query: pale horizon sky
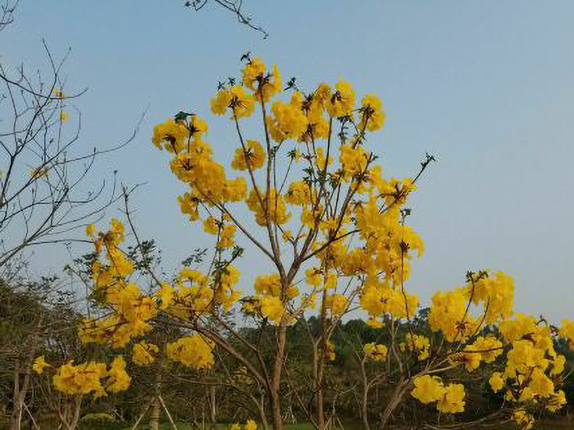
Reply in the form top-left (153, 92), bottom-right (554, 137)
top-left (2, 1), bottom-right (573, 322)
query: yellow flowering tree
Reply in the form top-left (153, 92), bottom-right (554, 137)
top-left (46, 56), bottom-right (574, 430)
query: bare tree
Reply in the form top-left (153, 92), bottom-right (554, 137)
top-left (0, 0), bottom-right (18, 33)
top-left (184, 0), bottom-right (268, 38)
top-left (0, 3), bottom-right (142, 269)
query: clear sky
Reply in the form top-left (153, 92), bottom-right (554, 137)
top-left (2, 1), bottom-right (573, 321)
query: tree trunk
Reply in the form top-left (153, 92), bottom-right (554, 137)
top-left (150, 372), bottom-right (162, 430)
top-left (149, 396), bottom-right (161, 430)
top-left (209, 386), bottom-right (217, 429)
top-left (359, 358), bottom-right (371, 430)
top-left (10, 360), bottom-right (31, 430)
top-left (379, 382), bottom-right (408, 430)
top-left (270, 321), bottom-right (287, 430)
top-left (258, 393), bottom-right (270, 430)
top-left (315, 281), bottom-right (329, 430)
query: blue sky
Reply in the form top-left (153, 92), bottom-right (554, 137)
top-left (2, 1), bottom-right (573, 321)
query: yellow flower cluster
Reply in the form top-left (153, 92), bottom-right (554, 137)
top-left (450, 335), bottom-right (504, 372)
top-left (476, 314), bottom-right (569, 421)
top-left (364, 343), bottom-right (388, 362)
top-left (268, 95), bottom-right (308, 142)
top-left (429, 271), bottom-right (513, 343)
top-left (559, 319), bottom-right (574, 349)
top-left (399, 333), bottom-right (430, 360)
top-left (467, 271), bottom-right (514, 324)
top-left (149, 59), bottom-right (415, 335)
top-left (230, 419), bottom-right (258, 430)
top-left (152, 116), bottom-right (207, 153)
top-left (166, 334), bottom-right (214, 369)
top-left (325, 293), bottom-right (348, 316)
top-left (106, 356), bottom-right (131, 393)
top-left (170, 266), bottom-right (241, 316)
top-left (325, 341), bottom-right (336, 361)
top-left (259, 296), bottom-right (285, 323)
top-left (411, 375), bottom-right (465, 414)
top-left (212, 86), bottom-right (255, 119)
top-left (242, 57), bottom-right (282, 102)
top-left (358, 95), bottom-right (386, 132)
top-left (325, 80), bottom-right (355, 118)
top-left (513, 409), bottom-right (535, 430)
top-left (339, 145), bottom-right (368, 179)
top-left (43, 356), bottom-right (130, 397)
top-left (360, 278), bottom-right (419, 320)
top-left (203, 215), bottom-right (237, 249)
top-left (80, 220), bottom-right (157, 348)
top-left (242, 274), bottom-right (299, 324)
top-left (285, 181), bottom-right (314, 206)
top-left (246, 188), bottom-right (291, 226)
top-left (429, 288), bottom-right (475, 342)
top-left (231, 140), bottom-right (266, 171)
top-left (132, 341), bottom-right (159, 366)
top-left (53, 361), bottom-right (107, 396)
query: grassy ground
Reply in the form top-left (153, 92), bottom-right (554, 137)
top-left (94, 418), bottom-right (573, 430)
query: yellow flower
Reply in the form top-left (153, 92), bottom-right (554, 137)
top-left (325, 80), bottom-right (355, 118)
top-left (211, 86), bottom-right (255, 119)
top-left (245, 420), bottom-right (257, 430)
top-left (285, 181), bottom-right (313, 206)
top-left (267, 100), bottom-right (307, 142)
top-left (242, 58), bottom-right (281, 102)
top-left (513, 409), bottom-right (534, 430)
top-left (216, 223), bottom-right (236, 248)
top-left (546, 390), bottom-right (567, 412)
top-left (53, 361), bottom-right (107, 396)
top-left (106, 356), bottom-right (131, 393)
top-left (467, 271), bottom-right (514, 324)
top-left (400, 333), bottom-right (430, 360)
top-left (32, 356), bottom-right (50, 374)
top-left (529, 368), bottom-right (554, 397)
top-left (152, 118), bottom-right (191, 153)
top-left (167, 335), bottom-right (214, 369)
top-left (366, 317), bottom-right (384, 328)
top-left (437, 383), bottom-right (465, 414)
top-left (260, 296), bottom-right (284, 323)
top-left (86, 223), bottom-right (97, 237)
top-left (246, 188), bottom-right (291, 226)
top-left (411, 375), bottom-right (445, 404)
top-left (282, 230), bottom-right (293, 242)
top-left (340, 145), bottom-right (368, 179)
top-left (364, 343), bottom-right (388, 362)
top-left (560, 319), bottom-right (574, 349)
top-left (358, 94), bottom-right (385, 132)
top-left (232, 140), bottom-right (266, 171)
top-left (132, 341), bottom-right (159, 366)
top-left (203, 216), bottom-right (219, 235)
top-left (489, 372), bottom-right (504, 393)
top-left (156, 283), bottom-right (174, 310)
top-left (327, 294), bottom-right (348, 316)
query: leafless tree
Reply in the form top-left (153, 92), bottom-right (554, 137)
top-left (0, 3), bottom-right (142, 269)
top-left (184, 0), bottom-right (268, 38)
top-left (0, 0), bottom-right (18, 33)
